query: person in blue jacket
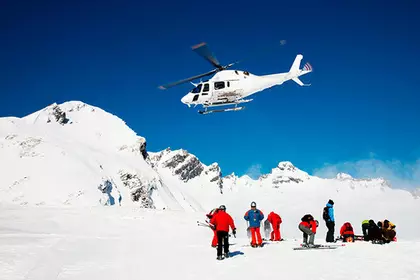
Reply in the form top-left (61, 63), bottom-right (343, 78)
top-left (244, 201), bottom-right (264, 247)
top-left (323, 199), bottom-right (335, 242)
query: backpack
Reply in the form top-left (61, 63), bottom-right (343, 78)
top-left (322, 206), bottom-right (330, 221)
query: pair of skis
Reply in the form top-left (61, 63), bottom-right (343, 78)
top-left (293, 243), bottom-right (345, 250)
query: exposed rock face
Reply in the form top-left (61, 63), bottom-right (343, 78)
top-left (98, 178), bottom-right (121, 206)
top-left (150, 149), bottom-right (204, 182)
top-left (119, 137), bottom-right (148, 160)
top-left (203, 163), bottom-right (223, 193)
top-left (46, 104), bottom-right (70, 125)
top-left (3, 134), bottom-right (43, 158)
top-left (149, 148), bottom-right (223, 191)
top-left (119, 171), bottom-right (155, 208)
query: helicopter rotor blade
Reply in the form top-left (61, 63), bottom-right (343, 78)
top-left (158, 69), bottom-right (217, 90)
top-left (224, 61), bottom-right (239, 69)
top-left (192, 42), bottom-right (223, 70)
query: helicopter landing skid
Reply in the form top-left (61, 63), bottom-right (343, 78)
top-left (198, 106), bottom-right (245, 115)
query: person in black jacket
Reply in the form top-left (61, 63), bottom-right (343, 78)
top-left (323, 199), bottom-right (335, 243)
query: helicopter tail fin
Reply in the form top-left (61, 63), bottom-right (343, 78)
top-left (290, 55), bottom-right (312, 86)
top-left (289, 54), bottom-right (303, 74)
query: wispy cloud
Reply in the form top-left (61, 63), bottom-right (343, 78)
top-left (245, 164), bottom-right (263, 179)
top-left (313, 157), bottom-right (420, 189)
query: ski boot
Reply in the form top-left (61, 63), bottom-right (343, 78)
top-left (216, 255), bottom-right (224, 260)
top-left (301, 242), bottom-right (309, 248)
top-left (224, 252), bottom-right (230, 258)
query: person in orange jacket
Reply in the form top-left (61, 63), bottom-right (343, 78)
top-left (206, 208), bottom-right (219, 247)
top-left (210, 205), bottom-right (236, 260)
top-left (340, 222), bottom-right (355, 242)
top-left (299, 214), bottom-right (318, 247)
top-left (267, 211), bottom-right (282, 241)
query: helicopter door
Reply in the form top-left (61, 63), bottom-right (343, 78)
top-left (202, 83), bottom-right (210, 95)
top-left (200, 83), bottom-right (211, 102)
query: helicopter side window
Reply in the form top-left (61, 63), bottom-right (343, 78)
top-left (202, 83), bottom-right (209, 95)
top-left (191, 84), bottom-right (202, 93)
top-left (227, 81), bottom-right (230, 87)
top-left (214, 81), bottom-right (225, 90)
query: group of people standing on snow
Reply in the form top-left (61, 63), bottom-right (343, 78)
top-left (207, 201), bottom-right (280, 259)
top-left (206, 199), bottom-right (397, 259)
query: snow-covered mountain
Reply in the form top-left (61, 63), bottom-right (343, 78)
top-left (1, 101), bottom-right (420, 239)
top-left (0, 101), bottom-right (204, 211)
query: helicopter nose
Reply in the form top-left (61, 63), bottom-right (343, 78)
top-left (181, 94), bottom-right (190, 105)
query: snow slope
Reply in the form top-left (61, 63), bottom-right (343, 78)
top-left (1, 206), bottom-right (420, 280)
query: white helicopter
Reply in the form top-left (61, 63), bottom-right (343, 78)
top-left (159, 42), bottom-right (313, 114)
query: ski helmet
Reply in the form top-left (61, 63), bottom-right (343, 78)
top-left (250, 201), bottom-right (256, 208)
top-left (219, 205), bottom-right (226, 211)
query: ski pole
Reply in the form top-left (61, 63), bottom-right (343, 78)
top-left (197, 221), bottom-right (210, 228)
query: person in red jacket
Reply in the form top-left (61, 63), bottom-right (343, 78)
top-left (299, 214), bottom-right (318, 247)
top-left (206, 208), bottom-right (219, 247)
top-left (267, 211), bottom-right (282, 241)
top-left (210, 205), bottom-right (236, 260)
top-left (340, 222), bottom-right (355, 242)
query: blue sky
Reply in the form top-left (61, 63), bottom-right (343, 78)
top-left (1, 1), bottom-right (419, 187)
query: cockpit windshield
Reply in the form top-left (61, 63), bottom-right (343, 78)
top-left (191, 84), bottom-right (202, 93)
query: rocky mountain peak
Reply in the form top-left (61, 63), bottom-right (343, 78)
top-left (336, 172), bottom-right (353, 180)
top-left (276, 161), bottom-right (296, 171)
top-left (149, 148), bottom-right (222, 189)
